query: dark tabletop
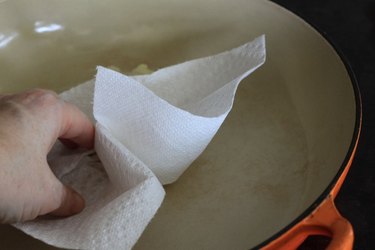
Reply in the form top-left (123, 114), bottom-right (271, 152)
top-left (270, 1), bottom-right (375, 249)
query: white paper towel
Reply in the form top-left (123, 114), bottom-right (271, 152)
top-left (15, 35), bottom-right (265, 249)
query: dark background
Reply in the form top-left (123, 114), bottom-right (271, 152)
top-left (270, 1), bottom-right (375, 249)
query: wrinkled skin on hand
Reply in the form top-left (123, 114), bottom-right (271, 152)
top-left (0, 89), bottom-right (94, 223)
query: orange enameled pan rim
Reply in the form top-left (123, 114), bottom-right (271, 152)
top-left (252, 2), bottom-right (362, 249)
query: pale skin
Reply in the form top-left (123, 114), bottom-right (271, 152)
top-left (0, 89), bottom-right (94, 223)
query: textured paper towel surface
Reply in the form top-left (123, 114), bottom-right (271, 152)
top-left (15, 35), bottom-right (265, 250)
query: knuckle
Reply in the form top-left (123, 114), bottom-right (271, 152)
top-left (26, 89), bottom-right (61, 108)
top-left (30, 88), bottom-right (56, 95)
top-left (33, 89), bottom-right (58, 101)
top-left (0, 99), bottom-right (25, 118)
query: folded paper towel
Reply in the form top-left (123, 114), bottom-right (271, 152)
top-left (15, 35), bottom-right (265, 249)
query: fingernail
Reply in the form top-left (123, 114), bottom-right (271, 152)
top-left (71, 191), bottom-right (85, 214)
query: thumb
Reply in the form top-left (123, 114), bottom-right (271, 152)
top-left (48, 184), bottom-right (85, 217)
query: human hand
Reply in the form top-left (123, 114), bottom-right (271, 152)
top-left (0, 89), bottom-right (94, 223)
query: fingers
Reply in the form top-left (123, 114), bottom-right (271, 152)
top-left (58, 99), bottom-right (95, 149)
top-left (2, 88), bottom-right (95, 149)
top-left (17, 168), bottom-right (85, 221)
top-left (37, 171), bottom-right (85, 218)
top-left (0, 89), bottom-right (95, 150)
top-left (0, 89), bottom-right (91, 222)
top-left (48, 184), bottom-right (85, 217)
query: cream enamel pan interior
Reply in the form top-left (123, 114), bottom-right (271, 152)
top-left (0, 0), bottom-right (359, 249)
